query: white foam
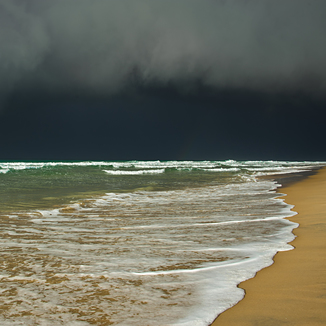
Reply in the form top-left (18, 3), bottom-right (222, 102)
top-left (133, 257), bottom-right (258, 276)
top-left (1, 160), bottom-right (324, 326)
top-left (254, 169), bottom-right (310, 176)
top-left (202, 167), bottom-right (240, 172)
top-left (103, 168), bottom-right (165, 175)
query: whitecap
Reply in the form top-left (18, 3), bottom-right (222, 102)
top-left (103, 168), bottom-right (165, 175)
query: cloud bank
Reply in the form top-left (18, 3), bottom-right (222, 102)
top-left (1, 0), bottom-right (326, 100)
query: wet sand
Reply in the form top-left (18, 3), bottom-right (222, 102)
top-left (211, 167), bottom-right (326, 326)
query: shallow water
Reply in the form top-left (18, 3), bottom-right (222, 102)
top-left (0, 160), bottom-right (324, 325)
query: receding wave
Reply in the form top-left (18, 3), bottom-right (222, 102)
top-left (0, 160), bottom-right (324, 326)
top-left (0, 178), bottom-right (298, 326)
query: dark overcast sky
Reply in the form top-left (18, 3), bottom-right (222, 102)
top-left (1, 0), bottom-right (326, 161)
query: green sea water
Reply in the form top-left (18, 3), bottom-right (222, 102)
top-left (0, 161), bottom-right (238, 212)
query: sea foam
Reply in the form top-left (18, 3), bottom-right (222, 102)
top-left (0, 160), bottom-right (324, 325)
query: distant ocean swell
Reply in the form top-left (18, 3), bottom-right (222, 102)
top-left (0, 160), bottom-right (324, 325)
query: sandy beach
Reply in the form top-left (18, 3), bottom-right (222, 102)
top-left (211, 167), bottom-right (326, 325)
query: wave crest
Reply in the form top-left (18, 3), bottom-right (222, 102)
top-left (103, 169), bottom-right (165, 175)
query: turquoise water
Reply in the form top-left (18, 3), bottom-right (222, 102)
top-left (0, 160), bottom-right (324, 325)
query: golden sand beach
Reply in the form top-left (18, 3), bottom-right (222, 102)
top-left (211, 167), bottom-right (326, 326)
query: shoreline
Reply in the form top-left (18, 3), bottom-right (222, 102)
top-left (210, 166), bottom-right (326, 325)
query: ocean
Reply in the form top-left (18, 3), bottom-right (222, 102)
top-left (0, 160), bottom-right (324, 326)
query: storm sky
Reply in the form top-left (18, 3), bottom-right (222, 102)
top-left (1, 0), bottom-right (326, 160)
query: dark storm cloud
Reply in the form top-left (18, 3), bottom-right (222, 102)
top-left (1, 0), bottom-right (326, 101)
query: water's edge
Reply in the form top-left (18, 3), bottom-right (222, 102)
top-left (208, 168), bottom-right (321, 326)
